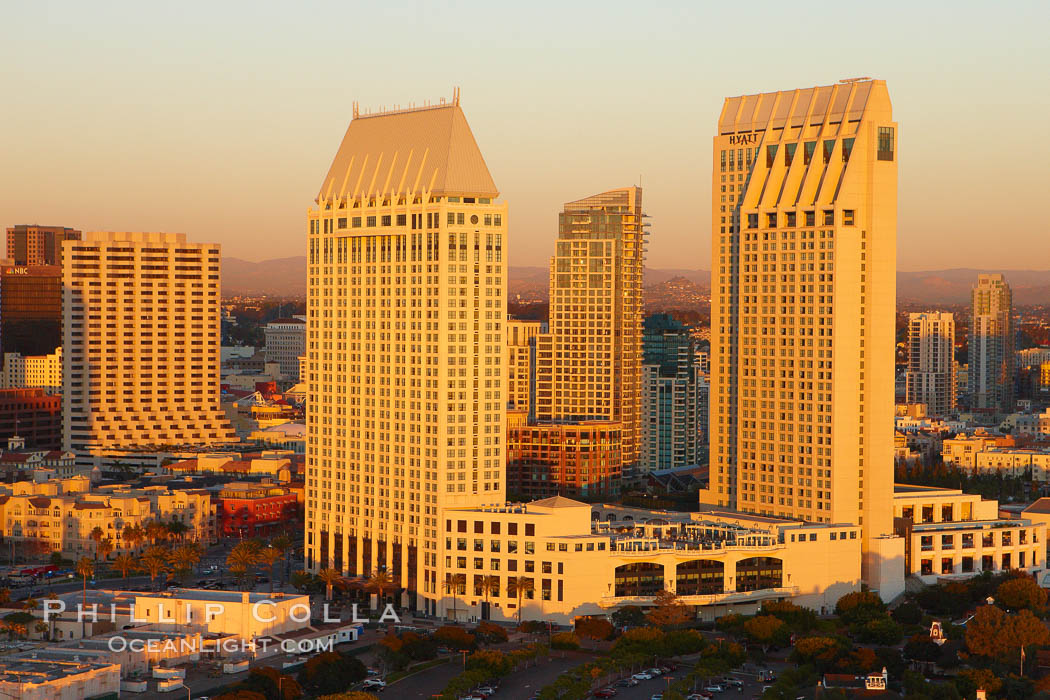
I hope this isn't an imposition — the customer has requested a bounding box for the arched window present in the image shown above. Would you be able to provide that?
[614,562,663,597]
[676,559,724,596]
[735,557,783,592]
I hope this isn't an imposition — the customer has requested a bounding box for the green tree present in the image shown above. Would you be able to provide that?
[227,541,261,589]
[74,557,94,611]
[995,575,1047,611]
[965,605,1050,658]
[645,589,691,627]
[296,652,366,696]
[611,605,646,628]
[574,616,614,641]
[834,591,885,625]
[743,615,787,649]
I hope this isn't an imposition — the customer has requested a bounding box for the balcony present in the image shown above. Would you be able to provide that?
[599,586,799,608]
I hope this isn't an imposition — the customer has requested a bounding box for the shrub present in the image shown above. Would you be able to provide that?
[550,631,580,650]
[434,625,476,651]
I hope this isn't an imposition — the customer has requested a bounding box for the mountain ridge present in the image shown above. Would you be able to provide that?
[221,257,1050,304]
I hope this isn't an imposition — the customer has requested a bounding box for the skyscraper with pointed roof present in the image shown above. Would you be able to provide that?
[305,95,507,615]
[703,80,902,599]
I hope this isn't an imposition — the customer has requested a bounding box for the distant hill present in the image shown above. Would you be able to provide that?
[222,258,1050,306]
[223,256,306,296]
[896,269,1050,305]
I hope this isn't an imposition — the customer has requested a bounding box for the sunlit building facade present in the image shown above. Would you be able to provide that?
[305,95,507,615]
[534,188,646,469]
[905,312,955,416]
[703,80,901,598]
[506,319,544,417]
[968,273,1013,413]
[61,232,235,455]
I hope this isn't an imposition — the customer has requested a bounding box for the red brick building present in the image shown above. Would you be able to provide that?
[507,421,622,499]
[0,388,61,449]
[217,482,299,538]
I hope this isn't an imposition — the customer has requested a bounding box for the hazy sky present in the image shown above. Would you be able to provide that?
[2,1,1048,271]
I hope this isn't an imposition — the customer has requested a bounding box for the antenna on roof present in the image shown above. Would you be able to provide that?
[453,86,460,105]
[838,77,872,83]
[352,101,359,119]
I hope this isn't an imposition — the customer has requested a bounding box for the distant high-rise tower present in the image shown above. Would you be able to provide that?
[968,274,1014,413]
[6,225,81,266]
[703,80,900,597]
[905,312,956,416]
[0,263,62,361]
[305,97,507,616]
[641,313,706,472]
[62,232,235,455]
[534,187,646,468]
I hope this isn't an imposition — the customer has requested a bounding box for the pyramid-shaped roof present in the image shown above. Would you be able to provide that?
[529,495,589,509]
[317,102,498,202]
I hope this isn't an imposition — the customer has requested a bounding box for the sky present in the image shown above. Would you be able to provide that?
[2,0,1048,271]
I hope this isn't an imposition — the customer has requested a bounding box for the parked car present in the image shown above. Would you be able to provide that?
[651,695,664,700]
[648,668,664,676]
[476,687,497,696]
[616,678,639,687]
[633,672,654,681]
[362,679,386,691]
[593,689,618,698]
[704,685,725,693]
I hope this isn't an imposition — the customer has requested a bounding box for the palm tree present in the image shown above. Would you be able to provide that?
[166,520,190,542]
[75,557,94,611]
[366,568,395,610]
[317,568,342,602]
[89,527,105,560]
[124,524,144,553]
[111,554,136,579]
[34,620,48,640]
[21,597,37,612]
[270,535,292,585]
[482,575,500,620]
[98,537,114,569]
[258,546,283,593]
[145,521,168,546]
[511,576,534,627]
[138,547,169,590]
[443,573,463,623]
[226,541,260,588]
[169,544,201,585]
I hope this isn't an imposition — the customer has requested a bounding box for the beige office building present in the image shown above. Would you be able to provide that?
[534,187,646,467]
[506,319,544,416]
[905,312,955,416]
[62,232,235,455]
[305,95,507,615]
[703,80,902,598]
[1,347,62,394]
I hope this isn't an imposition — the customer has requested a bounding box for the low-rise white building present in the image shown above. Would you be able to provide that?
[893,484,1046,584]
[0,655,120,700]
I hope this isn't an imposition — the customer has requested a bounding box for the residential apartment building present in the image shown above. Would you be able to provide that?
[264,316,306,381]
[507,421,622,499]
[905,312,955,416]
[218,482,299,538]
[534,187,646,469]
[702,79,901,598]
[941,432,1015,468]
[640,313,707,473]
[506,319,545,416]
[892,484,1045,584]
[0,478,214,556]
[968,274,1014,413]
[0,263,62,361]
[305,95,507,616]
[1,347,62,394]
[5,225,80,266]
[62,232,235,456]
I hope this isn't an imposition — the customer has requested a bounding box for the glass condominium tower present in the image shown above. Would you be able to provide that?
[305,94,507,614]
[702,80,901,594]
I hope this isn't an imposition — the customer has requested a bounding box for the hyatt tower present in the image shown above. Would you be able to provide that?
[701,80,901,597]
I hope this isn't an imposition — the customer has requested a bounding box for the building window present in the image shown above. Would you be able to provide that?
[784,143,796,167]
[804,141,815,165]
[843,210,855,226]
[877,127,894,161]
[842,138,855,162]
[766,213,777,228]
[747,214,758,229]
[785,212,796,228]
[823,210,834,226]
[766,145,777,168]
[804,211,815,227]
